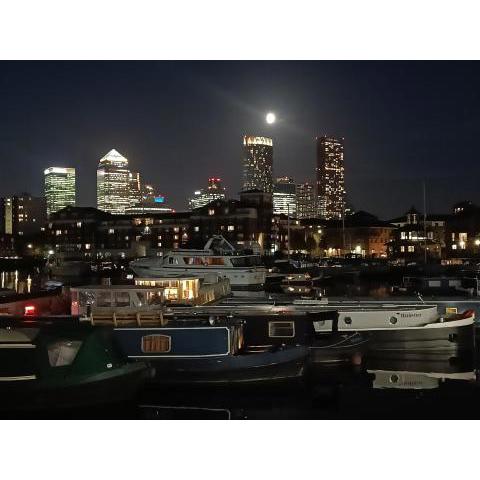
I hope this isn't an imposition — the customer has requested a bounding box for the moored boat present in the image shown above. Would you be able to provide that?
[0,317,151,411]
[112,319,309,385]
[129,236,266,291]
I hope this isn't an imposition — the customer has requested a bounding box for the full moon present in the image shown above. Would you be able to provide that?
[266,112,276,124]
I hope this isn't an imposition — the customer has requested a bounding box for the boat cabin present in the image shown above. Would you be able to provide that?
[71,285,166,318]
[71,275,231,320]
[135,274,231,304]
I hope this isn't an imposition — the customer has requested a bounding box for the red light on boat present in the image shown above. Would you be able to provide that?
[24,305,36,316]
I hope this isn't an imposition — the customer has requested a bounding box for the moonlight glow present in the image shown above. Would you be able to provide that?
[266,112,276,124]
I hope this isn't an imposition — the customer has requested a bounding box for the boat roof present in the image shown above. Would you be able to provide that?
[166,250,258,257]
[135,276,200,281]
[71,285,165,291]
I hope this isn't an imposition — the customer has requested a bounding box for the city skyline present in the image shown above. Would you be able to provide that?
[1,61,480,218]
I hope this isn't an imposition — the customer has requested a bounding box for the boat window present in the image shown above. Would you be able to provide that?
[184,257,204,265]
[135,291,146,306]
[114,291,131,307]
[268,321,295,338]
[97,292,113,307]
[207,257,225,266]
[168,257,179,265]
[230,256,262,267]
[147,291,163,305]
[141,335,171,353]
[47,340,82,367]
[164,288,179,300]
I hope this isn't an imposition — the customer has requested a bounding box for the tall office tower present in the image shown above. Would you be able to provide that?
[242,136,273,193]
[1,193,47,235]
[316,135,346,219]
[273,177,297,217]
[0,197,13,235]
[129,171,142,207]
[296,182,316,219]
[188,177,226,210]
[96,149,131,214]
[44,167,76,216]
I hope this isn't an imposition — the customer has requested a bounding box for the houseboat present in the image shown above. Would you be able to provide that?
[112,318,309,385]
[70,274,230,320]
[129,236,266,291]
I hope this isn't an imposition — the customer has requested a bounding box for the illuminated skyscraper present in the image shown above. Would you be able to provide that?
[128,171,142,207]
[296,182,316,219]
[242,136,273,193]
[316,136,346,219]
[97,149,131,214]
[44,167,76,216]
[273,177,297,217]
[189,177,226,210]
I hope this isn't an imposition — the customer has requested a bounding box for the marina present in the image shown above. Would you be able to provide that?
[1,259,480,418]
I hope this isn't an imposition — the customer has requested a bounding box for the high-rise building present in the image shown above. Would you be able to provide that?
[128,171,142,207]
[97,149,131,214]
[242,136,273,193]
[316,135,346,219]
[296,182,316,219]
[1,193,47,236]
[188,177,226,210]
[273,177,297,217]
[44,167,76,216]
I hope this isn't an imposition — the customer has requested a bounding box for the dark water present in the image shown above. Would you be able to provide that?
[3,353,479,420]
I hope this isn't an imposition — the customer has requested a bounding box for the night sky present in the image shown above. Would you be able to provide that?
[0,61,479,219]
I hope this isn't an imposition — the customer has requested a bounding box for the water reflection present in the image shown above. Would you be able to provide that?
[1,353,479,420]
[1,270,19,292]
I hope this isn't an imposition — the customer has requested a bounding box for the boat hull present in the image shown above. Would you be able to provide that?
[366,318,475,357]
[313,305,439,331]
[0,362,150,411]
[309,332,370,364]
[147,346,308,385]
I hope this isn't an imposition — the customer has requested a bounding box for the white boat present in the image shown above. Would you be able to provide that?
[129,236,266,290]
[312,303,440,331]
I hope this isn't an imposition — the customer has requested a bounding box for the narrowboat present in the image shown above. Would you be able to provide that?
[0,317,151,411]
[112,318,309,385]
